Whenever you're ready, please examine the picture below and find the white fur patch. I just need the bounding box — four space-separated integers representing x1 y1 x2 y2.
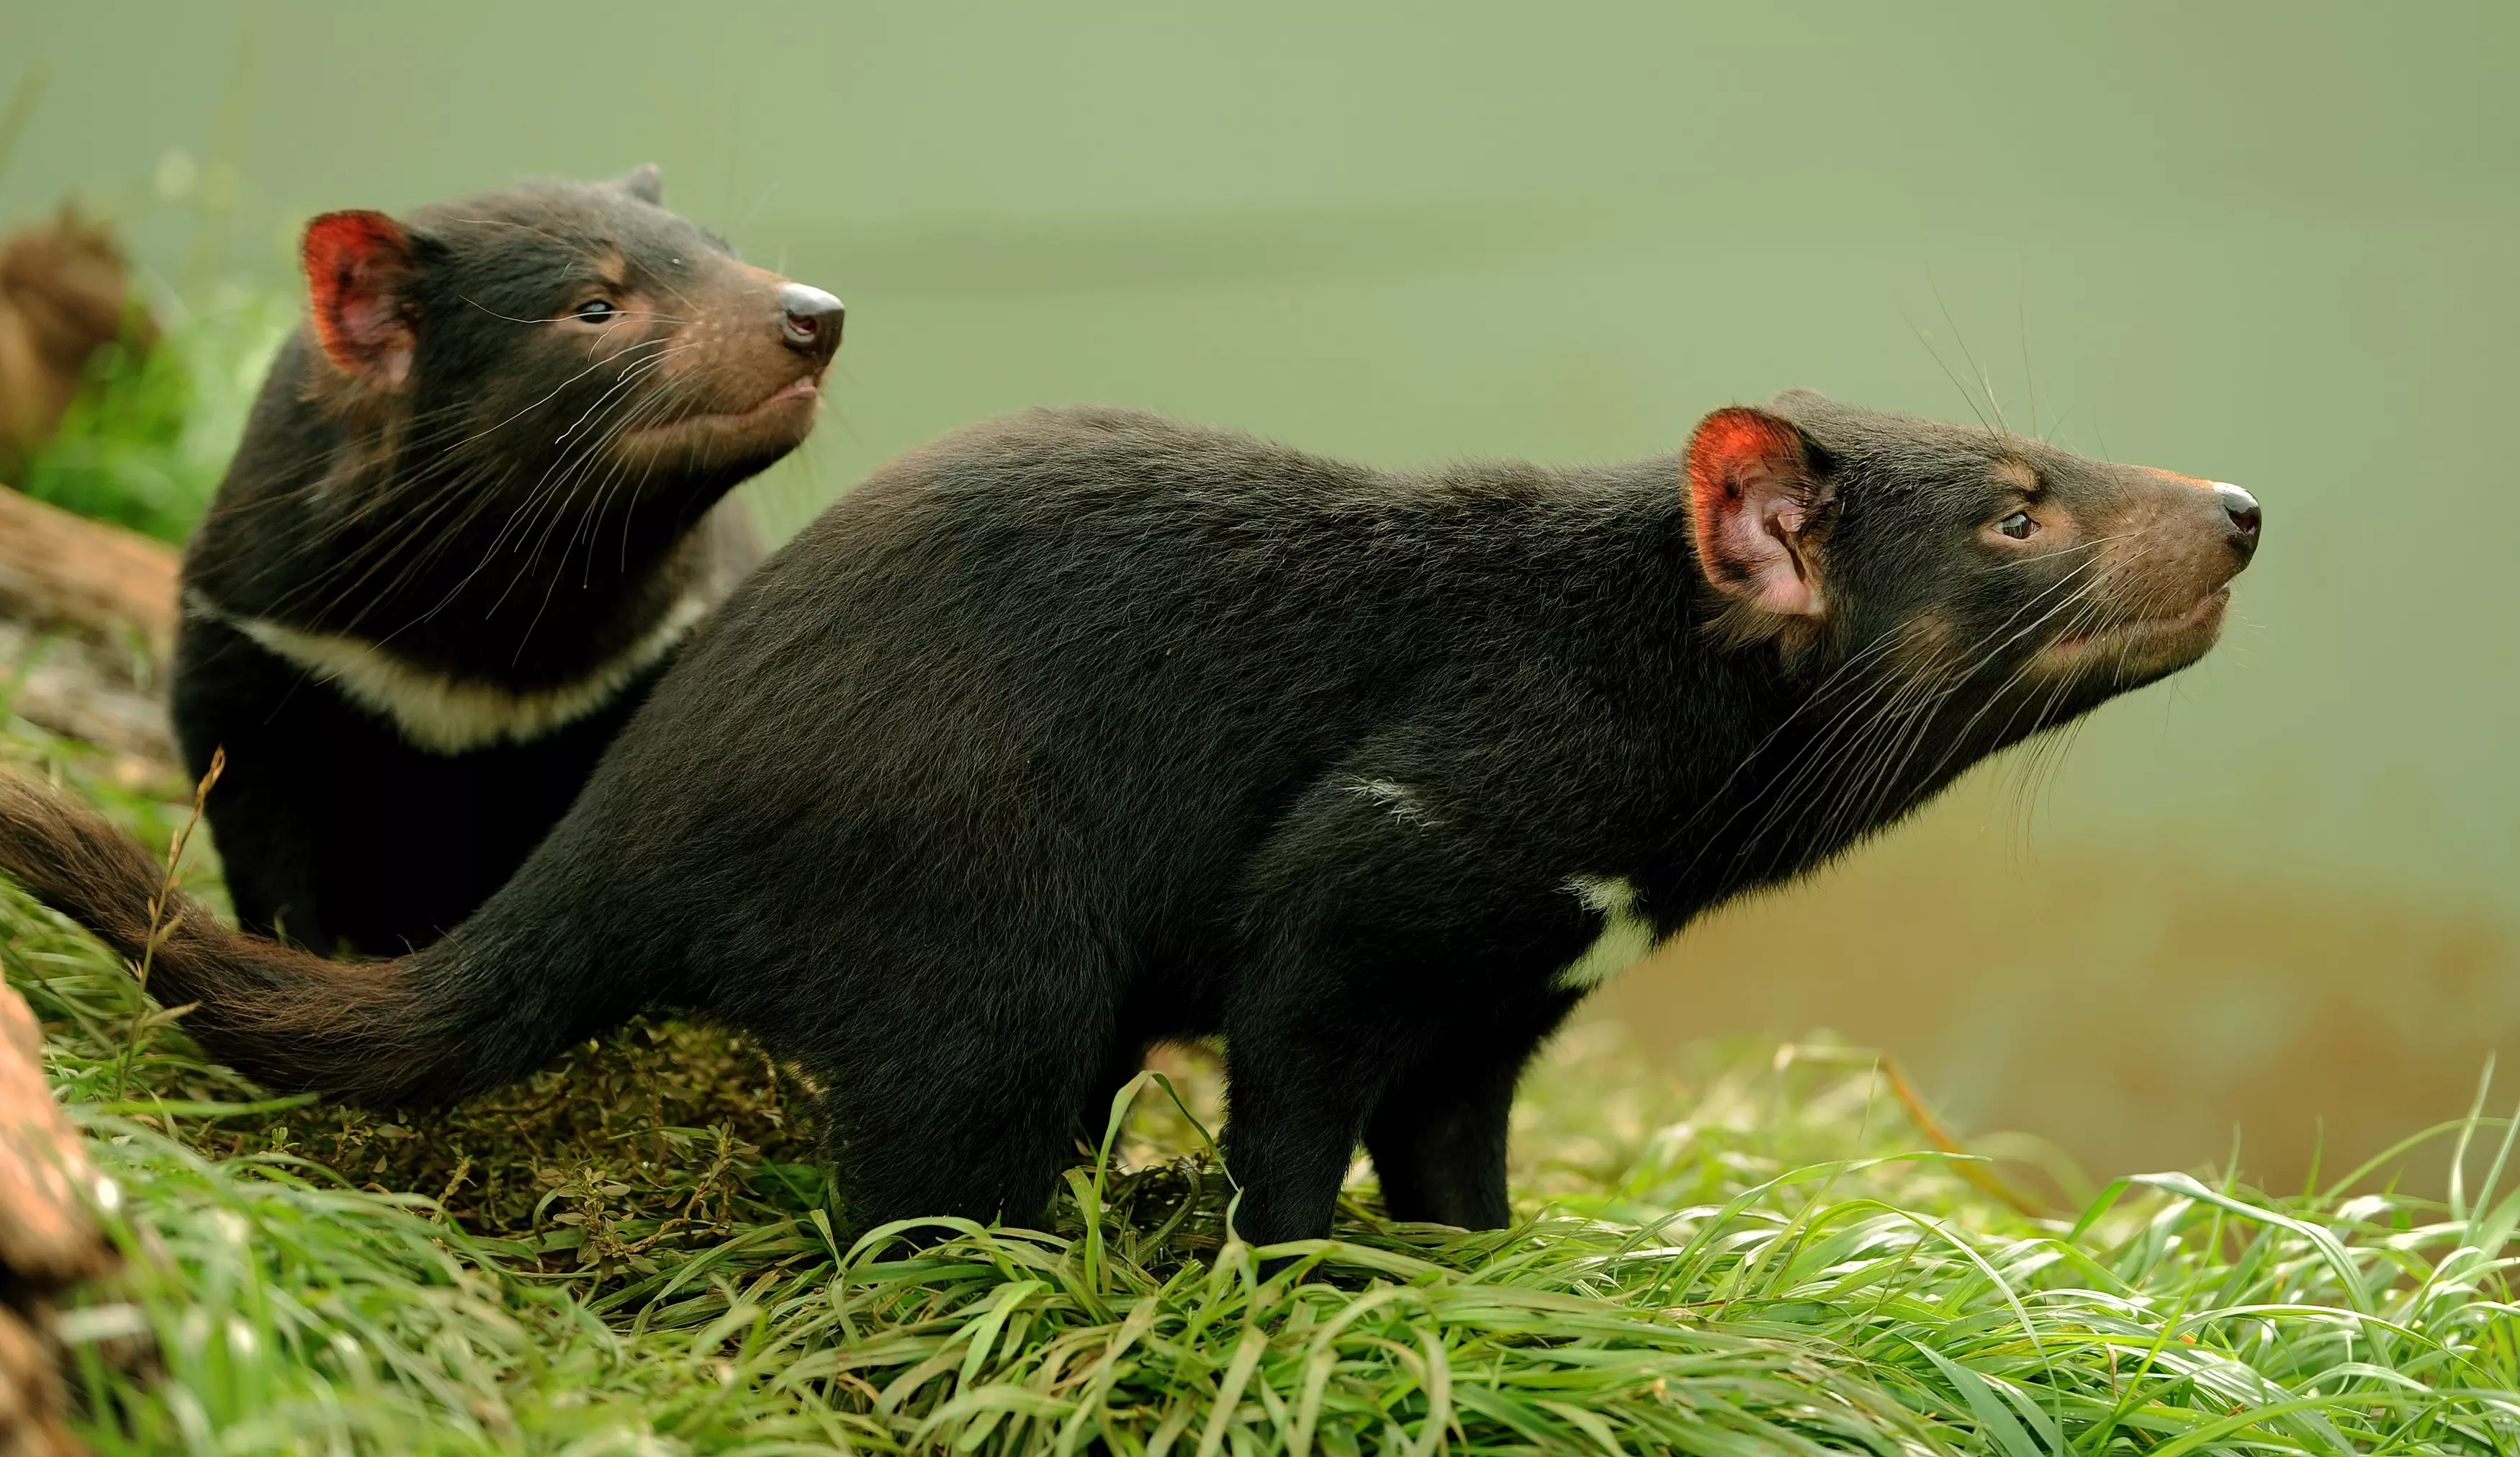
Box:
191 591 708 755
1341 776 1438 826
1556 874 1660 990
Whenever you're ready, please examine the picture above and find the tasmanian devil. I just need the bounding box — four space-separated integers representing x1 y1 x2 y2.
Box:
174 166 842 954
0 391 2259 1244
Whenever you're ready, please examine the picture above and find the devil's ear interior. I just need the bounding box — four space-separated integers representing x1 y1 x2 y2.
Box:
618 163 664 205
1684 406 1831 618
300 210 420 390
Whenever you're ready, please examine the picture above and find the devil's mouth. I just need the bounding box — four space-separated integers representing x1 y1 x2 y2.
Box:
628 372 822 439
750 375 821 410
2048 587 2230 658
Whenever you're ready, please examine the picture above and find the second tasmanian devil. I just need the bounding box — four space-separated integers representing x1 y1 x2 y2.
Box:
176 166 842 954
0 391 2259 1243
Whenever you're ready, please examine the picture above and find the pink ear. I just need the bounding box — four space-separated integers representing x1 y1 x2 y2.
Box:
1684 407 1827 617
301 210 418 389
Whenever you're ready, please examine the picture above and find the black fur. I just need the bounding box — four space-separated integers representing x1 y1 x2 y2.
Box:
0 393 2256 1245
177 170 840 954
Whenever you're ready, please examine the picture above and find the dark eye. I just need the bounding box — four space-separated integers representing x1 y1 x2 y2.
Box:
572 298 616 322
1995 511 2038 540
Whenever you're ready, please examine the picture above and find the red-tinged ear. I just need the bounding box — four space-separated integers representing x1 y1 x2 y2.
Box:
1684 406 1830 618
301 210 419 390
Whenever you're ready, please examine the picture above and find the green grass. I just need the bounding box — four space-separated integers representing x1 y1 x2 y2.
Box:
14 280 289 541
5 717 2520 1453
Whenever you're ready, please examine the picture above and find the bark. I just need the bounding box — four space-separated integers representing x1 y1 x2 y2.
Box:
0 489 176 660
0 488 179 774
0 988 112 1457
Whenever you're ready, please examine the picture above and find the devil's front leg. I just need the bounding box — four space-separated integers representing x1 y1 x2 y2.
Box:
169 617 335 951
1362 977 1583 1229
1218 766 1600 1245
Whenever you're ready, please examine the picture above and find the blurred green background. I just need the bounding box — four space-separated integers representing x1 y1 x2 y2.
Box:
5 1 2514 1189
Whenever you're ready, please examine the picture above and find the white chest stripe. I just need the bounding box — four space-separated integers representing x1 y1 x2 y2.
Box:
1556 874 1661 991
190 591 710 756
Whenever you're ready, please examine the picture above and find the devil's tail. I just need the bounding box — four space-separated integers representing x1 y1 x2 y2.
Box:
0 770 608 1106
